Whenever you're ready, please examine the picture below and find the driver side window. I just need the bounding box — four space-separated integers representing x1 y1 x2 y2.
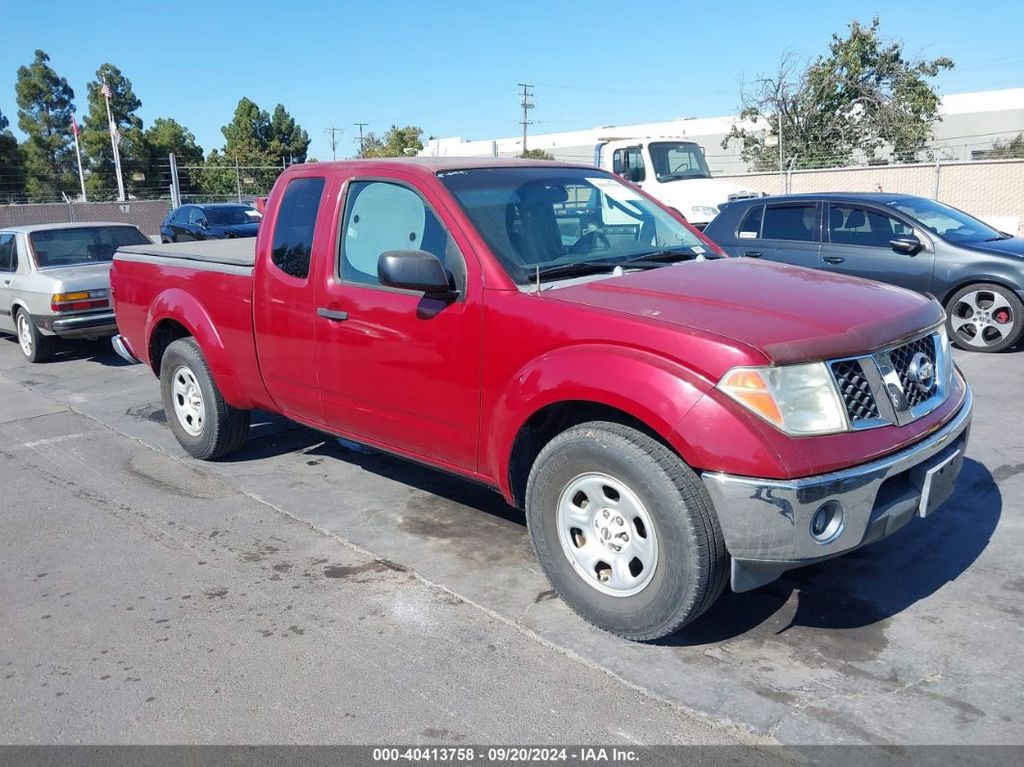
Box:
340 181 464 290
188 207 206 226
612 147 646 183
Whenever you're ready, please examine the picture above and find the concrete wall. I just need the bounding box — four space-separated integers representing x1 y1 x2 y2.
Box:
0 200 170 236
717 159 1024 236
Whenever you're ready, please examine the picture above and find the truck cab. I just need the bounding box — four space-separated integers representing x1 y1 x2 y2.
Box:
595 138 762 228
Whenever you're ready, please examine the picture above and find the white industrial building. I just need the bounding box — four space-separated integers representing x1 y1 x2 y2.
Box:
421 88 1024 174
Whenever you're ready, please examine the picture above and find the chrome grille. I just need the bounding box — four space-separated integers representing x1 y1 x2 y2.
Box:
890 335 938 408
830 360 880 422
827 330 947 430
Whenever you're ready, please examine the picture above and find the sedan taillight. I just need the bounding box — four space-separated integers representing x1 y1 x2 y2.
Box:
51 290 109 312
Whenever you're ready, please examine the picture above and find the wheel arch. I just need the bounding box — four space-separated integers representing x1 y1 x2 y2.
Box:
940 275 1023 307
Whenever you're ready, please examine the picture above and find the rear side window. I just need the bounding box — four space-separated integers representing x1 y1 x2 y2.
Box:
271 177 325 279
761 204 817 242
0 233 16 272
737 205 764 238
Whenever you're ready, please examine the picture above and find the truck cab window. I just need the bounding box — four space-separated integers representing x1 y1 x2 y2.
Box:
612 147 646 183
341 181 462 289
270 177 326 279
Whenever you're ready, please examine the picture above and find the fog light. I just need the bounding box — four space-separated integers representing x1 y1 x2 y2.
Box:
810 501 844 543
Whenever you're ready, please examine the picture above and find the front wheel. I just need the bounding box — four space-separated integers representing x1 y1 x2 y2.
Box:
946 283 1024 352
16 310 57 363
160 337 250 460
525 422 727 641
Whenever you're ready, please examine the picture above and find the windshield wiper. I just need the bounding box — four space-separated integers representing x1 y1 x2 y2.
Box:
535 249 698 283
618 248 698 266
984 233 1013 241
534 260 619 281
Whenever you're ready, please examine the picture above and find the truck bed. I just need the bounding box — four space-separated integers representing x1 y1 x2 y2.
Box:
117 239 255 269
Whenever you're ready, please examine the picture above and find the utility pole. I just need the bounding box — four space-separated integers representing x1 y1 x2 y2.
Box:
518 83 534 155
354 122 369 156
324 126 344 161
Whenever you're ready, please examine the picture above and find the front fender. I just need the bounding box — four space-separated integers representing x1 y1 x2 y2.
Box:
145 288 249 408
486 343 712 500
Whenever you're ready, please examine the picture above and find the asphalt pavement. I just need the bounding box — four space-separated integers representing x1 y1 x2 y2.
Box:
0 335 1021 746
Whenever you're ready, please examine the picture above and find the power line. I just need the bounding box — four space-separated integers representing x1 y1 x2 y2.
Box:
324 126 345 161
518 83 534 154
354 122 369 156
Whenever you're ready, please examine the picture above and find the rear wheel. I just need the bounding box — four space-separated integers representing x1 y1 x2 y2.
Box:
15 310 57 363
160 337 250 459
525 421 728 641
946 283 1023 352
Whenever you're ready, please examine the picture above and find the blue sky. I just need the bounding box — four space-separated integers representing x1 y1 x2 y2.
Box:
2 0 1022 160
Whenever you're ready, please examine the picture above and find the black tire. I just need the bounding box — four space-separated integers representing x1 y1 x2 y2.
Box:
15 309 57 363
525 421 727 641
946 283 1024 353
160 337 250 460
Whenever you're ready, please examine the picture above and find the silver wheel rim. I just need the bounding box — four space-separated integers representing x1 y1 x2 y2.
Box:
16 314 32 357
950 289 1016 348
171 365 206 437
556 472 659 598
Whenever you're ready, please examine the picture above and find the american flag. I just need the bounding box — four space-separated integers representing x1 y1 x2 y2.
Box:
70 113 79 137
100 81 112 99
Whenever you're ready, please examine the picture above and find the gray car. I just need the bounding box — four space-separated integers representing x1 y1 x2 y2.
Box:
704 193 1024 352
0 222 151 362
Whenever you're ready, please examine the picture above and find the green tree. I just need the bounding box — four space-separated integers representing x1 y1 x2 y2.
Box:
357 125 423 158
81 63 146 199
0 107 26 202
723 18 953 170
199 97 310 197
143 117 204 195
268 104 310 164
988 133 1024 159
520 148 554 160
15 50 76 201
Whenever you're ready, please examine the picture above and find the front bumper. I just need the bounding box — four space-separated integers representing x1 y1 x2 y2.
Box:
33 311 118 339
702 385 973 592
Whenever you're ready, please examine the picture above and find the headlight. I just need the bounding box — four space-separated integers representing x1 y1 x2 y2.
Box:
690 205 719 219
718 362 848 436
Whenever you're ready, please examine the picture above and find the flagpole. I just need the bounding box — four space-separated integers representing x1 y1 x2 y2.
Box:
102 80 126 202
70 112 87 202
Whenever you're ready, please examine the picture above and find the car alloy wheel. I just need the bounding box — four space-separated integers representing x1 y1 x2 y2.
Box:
16 313 33 357
950 288 1017 349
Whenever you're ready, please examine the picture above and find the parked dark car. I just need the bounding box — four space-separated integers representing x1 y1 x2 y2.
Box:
160 204 260 243
705 193 1024 352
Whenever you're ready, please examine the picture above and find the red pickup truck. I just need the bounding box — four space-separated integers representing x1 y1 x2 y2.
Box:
110 158 972 640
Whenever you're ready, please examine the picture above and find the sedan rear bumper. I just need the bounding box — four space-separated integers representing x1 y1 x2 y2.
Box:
33 311 118 339
702 384 973 592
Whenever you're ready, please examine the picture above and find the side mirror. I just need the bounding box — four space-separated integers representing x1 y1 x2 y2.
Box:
890 234 922 255
198 219 209 229
378 250 455 297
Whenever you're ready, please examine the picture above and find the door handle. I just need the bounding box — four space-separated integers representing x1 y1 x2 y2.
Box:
744 251 763 258
823 256 845 264
317 307 349 321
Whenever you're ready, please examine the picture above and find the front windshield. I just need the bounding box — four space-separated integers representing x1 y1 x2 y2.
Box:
648 142 711 181
438 166 716 285
29 226 149 268
205 206 258 225
885 197 1003 243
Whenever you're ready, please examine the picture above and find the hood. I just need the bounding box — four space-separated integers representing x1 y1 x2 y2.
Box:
548 258 943 365
216 222 260 237
38 262 113 293
959 235 1024 259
